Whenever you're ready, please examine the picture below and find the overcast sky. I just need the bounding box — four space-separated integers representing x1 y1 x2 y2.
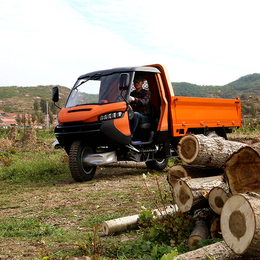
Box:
0 0 259 88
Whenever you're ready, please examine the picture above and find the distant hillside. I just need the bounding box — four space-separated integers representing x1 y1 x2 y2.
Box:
0 85 71 113
173 73 260 99
0 73 260 113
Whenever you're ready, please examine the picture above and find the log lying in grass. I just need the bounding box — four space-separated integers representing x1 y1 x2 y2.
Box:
221 193 260 257
208 185 230 215
173 241 241 260
187 219 209 249
172 176 224 212
101 205 178 235
168 165 224 186
177 134 247 168
225 146 260 194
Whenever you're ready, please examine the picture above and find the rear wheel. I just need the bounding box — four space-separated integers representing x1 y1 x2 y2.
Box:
69 140 97 182
145 158 169 171
206 131 218 138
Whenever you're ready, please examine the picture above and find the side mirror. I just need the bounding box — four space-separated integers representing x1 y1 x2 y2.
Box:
119 73 130 91
52 86 59 102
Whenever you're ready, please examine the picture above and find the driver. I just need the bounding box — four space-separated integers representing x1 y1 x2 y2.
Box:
128 75 151 135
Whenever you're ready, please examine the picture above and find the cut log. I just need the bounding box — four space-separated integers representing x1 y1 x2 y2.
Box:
225 146 260 194
210 215 222 239
172 176 224 212
221 193 260 256
173 241 241 260
177 134 247 168
208 185 230 215
187 219 209 249
102 214 139 235
101 205 178 235
168 165 224 186
250 141 260 156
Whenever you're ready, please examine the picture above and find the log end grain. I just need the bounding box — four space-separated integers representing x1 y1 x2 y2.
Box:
173 179 193 212
221 194 255 255
178 135 199 164
208 187 229 215
225 147 260 194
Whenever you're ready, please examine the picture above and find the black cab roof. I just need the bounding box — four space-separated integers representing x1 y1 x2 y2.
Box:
78 66 160 79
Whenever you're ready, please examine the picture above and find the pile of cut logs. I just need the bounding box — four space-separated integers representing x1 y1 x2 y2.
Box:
169 134 260 259
101 134 260 259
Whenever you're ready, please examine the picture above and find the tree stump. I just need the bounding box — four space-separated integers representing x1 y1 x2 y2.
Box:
173 241 241 260
172 176 224 212
177 134 246 168
208 185 230 215
187 219 209 249
225 146 260 194
221 193 260 256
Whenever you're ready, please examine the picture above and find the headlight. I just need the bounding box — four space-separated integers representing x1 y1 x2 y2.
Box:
99 111 123 121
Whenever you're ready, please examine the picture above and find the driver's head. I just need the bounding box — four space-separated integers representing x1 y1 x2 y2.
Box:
133 75 144 92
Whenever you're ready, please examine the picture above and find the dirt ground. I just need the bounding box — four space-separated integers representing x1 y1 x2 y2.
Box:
0 130 259 259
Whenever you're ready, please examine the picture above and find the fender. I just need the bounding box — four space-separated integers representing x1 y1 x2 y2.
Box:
100 114 131 145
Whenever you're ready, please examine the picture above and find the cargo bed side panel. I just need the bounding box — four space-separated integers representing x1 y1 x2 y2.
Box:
170 96 241 136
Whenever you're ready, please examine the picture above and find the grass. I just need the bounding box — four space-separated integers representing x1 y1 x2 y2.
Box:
0 140 171 259
0 129 256 259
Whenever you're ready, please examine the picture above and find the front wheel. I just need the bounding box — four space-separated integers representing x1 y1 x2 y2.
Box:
69 140 97 182
145 158 169 171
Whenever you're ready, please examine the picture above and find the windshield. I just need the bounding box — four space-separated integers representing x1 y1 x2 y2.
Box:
66 73 129 108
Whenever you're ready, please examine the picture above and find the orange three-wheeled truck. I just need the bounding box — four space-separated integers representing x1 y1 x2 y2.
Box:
52 64 241 182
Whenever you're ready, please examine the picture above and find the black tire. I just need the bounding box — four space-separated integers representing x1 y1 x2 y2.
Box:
145 158 169 171
69 140 97 182
206 131 218 138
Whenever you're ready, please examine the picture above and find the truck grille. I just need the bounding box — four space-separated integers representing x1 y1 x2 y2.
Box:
55 122 102 134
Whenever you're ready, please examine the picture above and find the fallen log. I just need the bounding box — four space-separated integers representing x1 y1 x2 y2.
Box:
173 241 241 260
177 134 246 168
172 176 224 212
168 165 224 186
225 146 260 194
101 205 178 235
208 185 230 215
221 193 260 256
187 219 209 249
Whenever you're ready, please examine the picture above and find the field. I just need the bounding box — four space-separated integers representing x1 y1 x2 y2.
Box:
0 128 258 259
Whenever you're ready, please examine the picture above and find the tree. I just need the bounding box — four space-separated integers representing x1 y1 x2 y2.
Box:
37 111 45 125
250 103 257 118
50 101 58 115
40 99 47 113
33 100 39 112
240 93 247 99
31 113 37 125
16 114 22 126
